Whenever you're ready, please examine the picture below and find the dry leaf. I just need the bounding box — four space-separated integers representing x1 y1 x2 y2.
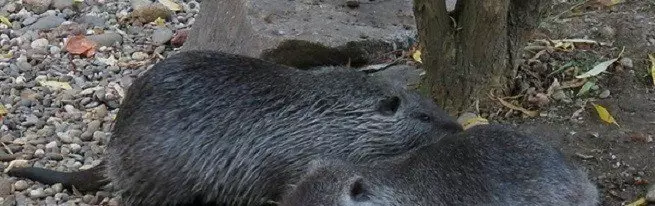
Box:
561 39 599 44
39 80 73 91
457 113 490 130
592 103 619 126
597 0 622 7
0 104 6 116
97 54 118 66
171 29 189 47
158 0 182 11
153 17 166 26
625 197 646 206
1 51 12 59
462 117 489 130
575 58 618 79
552 39 599 51
559 78 588 90
497 98 539 117
0 16 11 27
648 53 655 86
546 78 560 96
4 159 29 173
554 41 574 51
66 35 97 57
576 81 595 96
412 50 422 63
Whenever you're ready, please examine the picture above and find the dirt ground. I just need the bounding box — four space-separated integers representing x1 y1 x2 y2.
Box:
497 1 655 205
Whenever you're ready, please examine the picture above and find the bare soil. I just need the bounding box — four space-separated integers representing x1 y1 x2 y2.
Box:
499 1 655 205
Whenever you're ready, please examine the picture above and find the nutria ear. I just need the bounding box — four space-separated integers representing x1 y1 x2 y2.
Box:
305 159 338 174
377 96 401 116
348 176 371 202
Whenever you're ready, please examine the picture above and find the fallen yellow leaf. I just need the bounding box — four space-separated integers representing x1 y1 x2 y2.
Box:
597 0 623 7
158 0 182 11
625 197 646 206
0 16 11 27
592 103 619 126
0 104 7 116
153 17 166 27
0 51 11 59
462 116 489 130
553 41 574 51
648 53 655 86
38 81 72 91
412 50 422 63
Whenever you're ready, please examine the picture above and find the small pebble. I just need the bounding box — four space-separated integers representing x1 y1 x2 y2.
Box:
82 194 97 204
647 184 655 202
29 188 47 198
69 143 81 153
345 0 360 8
44 188 55 196
54 193 69 201
23 0 52 14
51 183 64 193
0 179 12 195
45 141 58 149
86 32 123 47
52 0 74 10
22 16 38 26
49 46 61 55
131 51 149 61
34 148 45 157
619 57 633 69
14 180 29 191
152 28 174 45
28 16 66 30
598 89 610 99
44 196 57 205
30 38 49 51
599 25 615 39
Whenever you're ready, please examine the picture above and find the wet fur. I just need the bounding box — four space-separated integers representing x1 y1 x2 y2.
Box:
282 124 600 206
9 51 462 205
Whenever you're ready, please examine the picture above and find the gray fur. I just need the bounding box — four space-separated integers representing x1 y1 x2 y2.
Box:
281 124 600 206
104 50 462 205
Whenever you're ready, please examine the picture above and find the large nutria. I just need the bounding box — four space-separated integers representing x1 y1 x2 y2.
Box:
8 50 462 205
281 124 599 206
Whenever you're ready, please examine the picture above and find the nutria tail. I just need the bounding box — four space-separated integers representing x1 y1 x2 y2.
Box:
7 161 109 192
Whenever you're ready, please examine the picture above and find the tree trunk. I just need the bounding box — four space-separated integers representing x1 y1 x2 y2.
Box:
414 0 546 115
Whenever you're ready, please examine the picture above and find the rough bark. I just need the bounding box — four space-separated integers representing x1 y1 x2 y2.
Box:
414 0 546 115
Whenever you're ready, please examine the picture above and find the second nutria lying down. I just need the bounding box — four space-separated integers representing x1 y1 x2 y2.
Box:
281 124 599 206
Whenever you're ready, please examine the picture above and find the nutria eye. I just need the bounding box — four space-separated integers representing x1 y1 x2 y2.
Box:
416 113 432 122
350 178 370 202
377 96 401 116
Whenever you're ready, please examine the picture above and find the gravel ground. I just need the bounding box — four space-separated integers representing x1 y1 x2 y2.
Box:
1 0 654 206
0 0 197 205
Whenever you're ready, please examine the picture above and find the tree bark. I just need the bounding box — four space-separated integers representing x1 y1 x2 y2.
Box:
414 0 545 115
